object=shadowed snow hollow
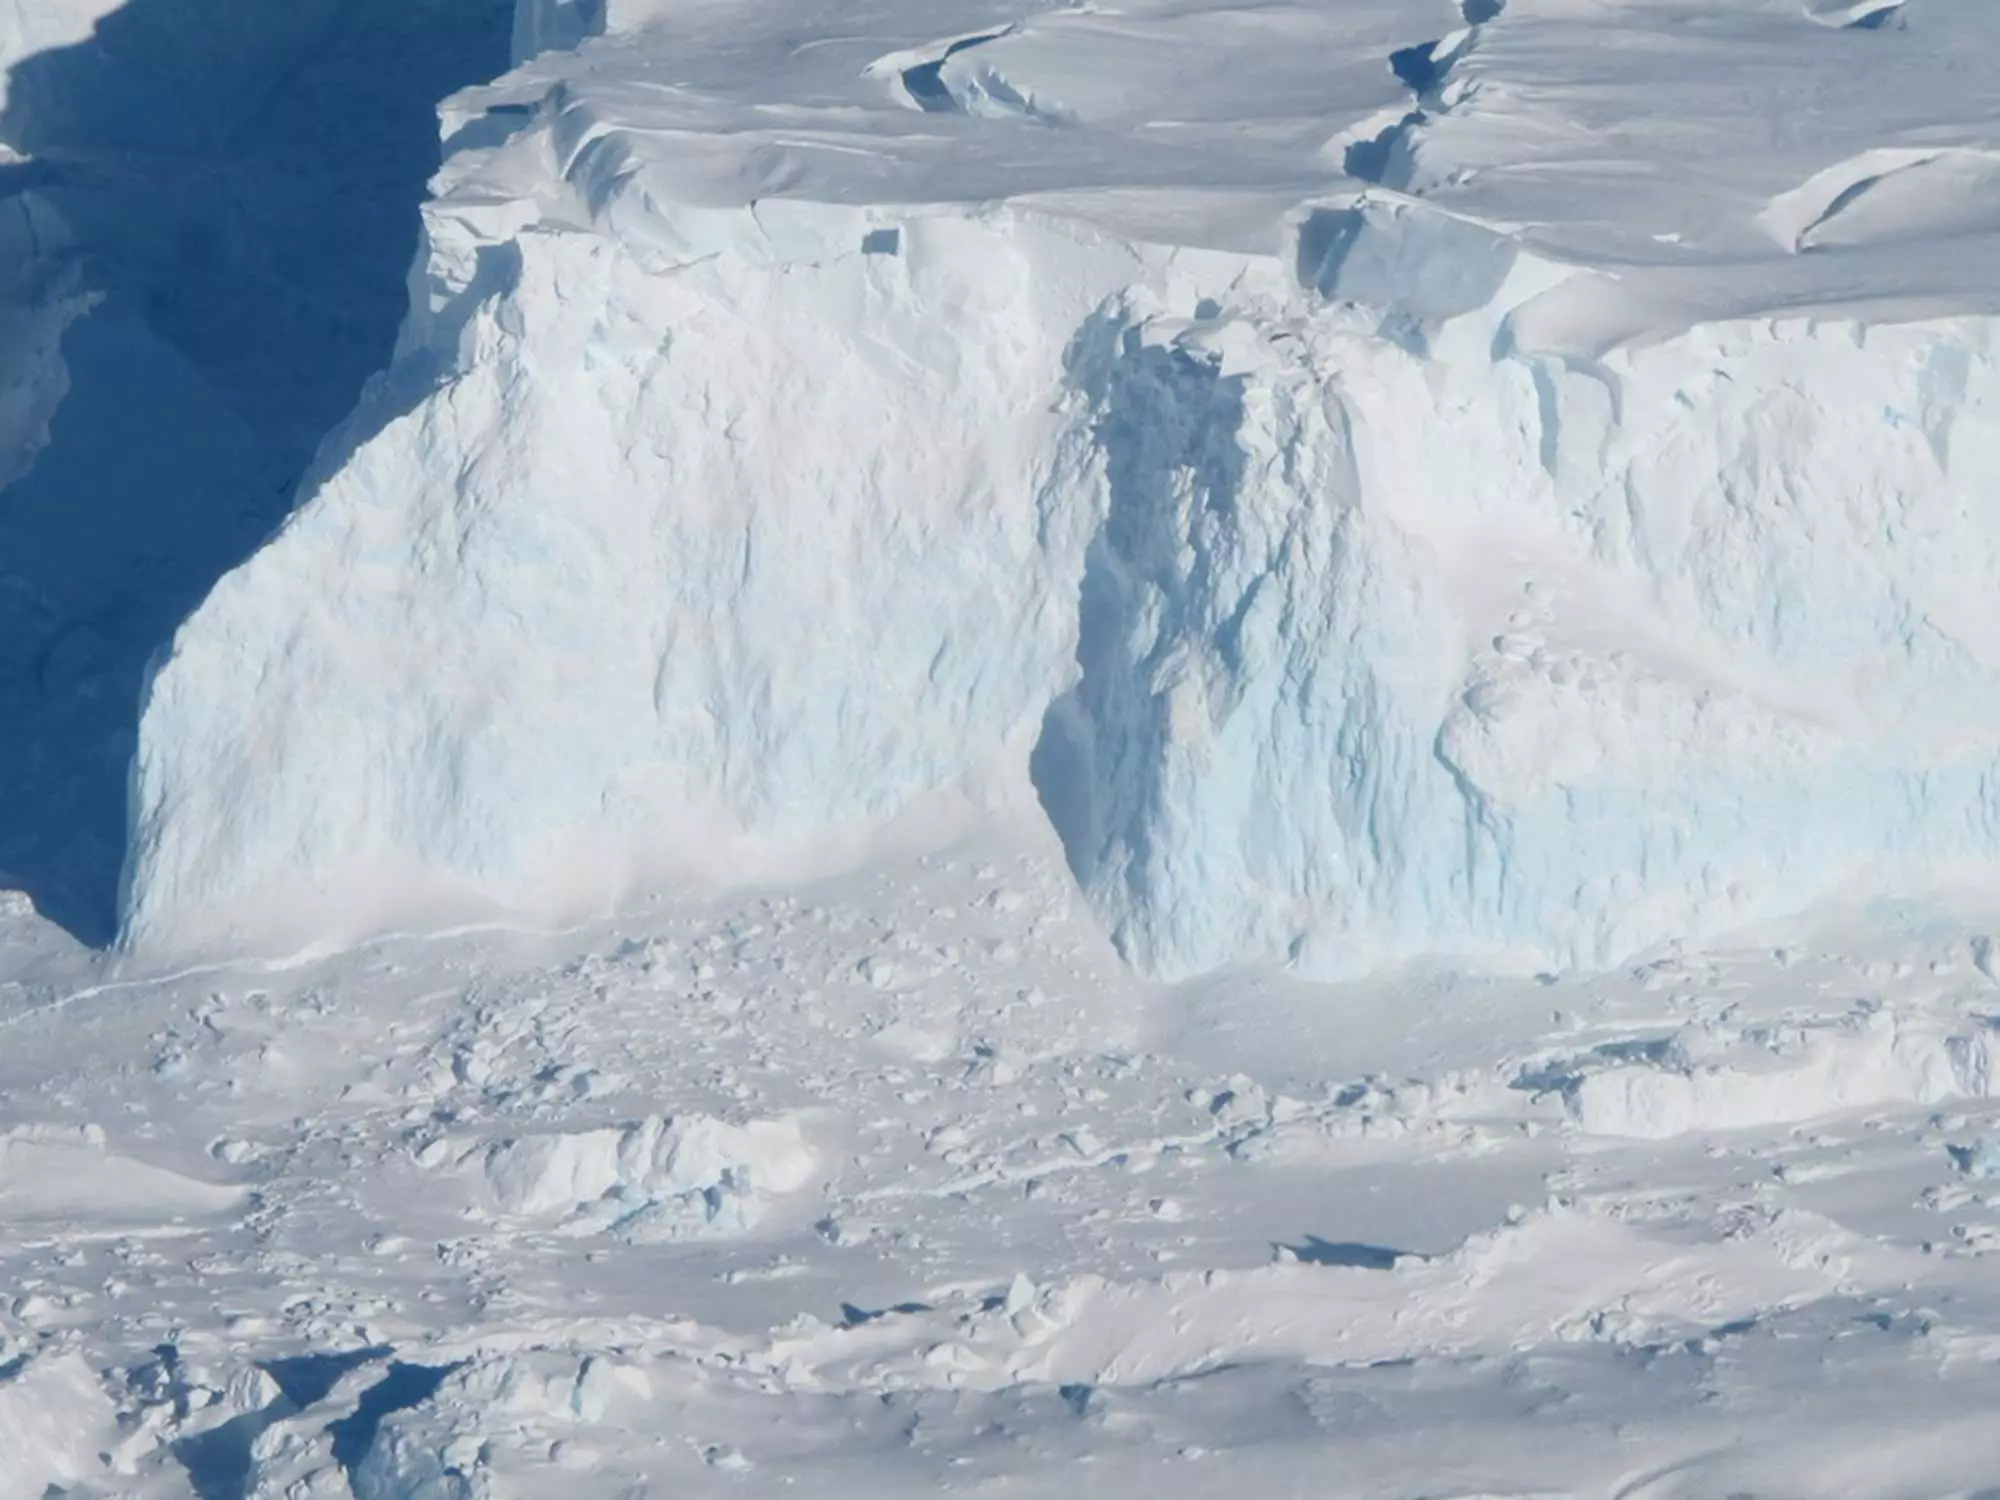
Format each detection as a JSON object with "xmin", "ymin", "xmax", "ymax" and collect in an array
[
  {"xmin": 0, "ymin": 0, "xmax": 515, "ymax": 943},
  {"xmin": 119, "ymin": 0, "xmax": 2000, "ymax": 978}
]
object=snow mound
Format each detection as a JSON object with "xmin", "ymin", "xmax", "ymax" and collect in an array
[
  {"xmin": 0, "ymin": 1351, "xmax": 119, "ymax": 1499},
  {"xmin": 473, "ymin": 1113, "xmax": 815, "ymax": 1238},
  {"xmin": 1562, "ymin": 1007, "xmax": 2000, "ymax": 1140},
  {"xmin": 0, "ymin": 1122, "xmax": 244, "ymax": 1226},
  {"xmin": 116, "ymin": 0, "xmax": 2000, "ymax": 980},
  {"xmin": 764, "ymin": 1203, "xmax": 1845, "ymax": 1392}
]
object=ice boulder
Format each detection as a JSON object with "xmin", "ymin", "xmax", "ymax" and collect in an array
[
  {"xmin": 474, "ymin": 1112, "xmax": 816, "ymax": 1238},
  {"xmin": 0, "ymin": 1351, "xmax": 119, "ymax": 1496}
]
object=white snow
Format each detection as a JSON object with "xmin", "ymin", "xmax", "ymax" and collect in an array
[
  {"xmin": 0, "ymin": 1120, "xmax": 245, "ymax": 1226},
  {"xmin": 9, "ymin": 826, "xmax": 2000, "ymax": 1494}
]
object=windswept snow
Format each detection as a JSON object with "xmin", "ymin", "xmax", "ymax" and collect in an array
[{"xmin": 10, "ymin": 836, "xmax": 2000, "ymax": 1493}]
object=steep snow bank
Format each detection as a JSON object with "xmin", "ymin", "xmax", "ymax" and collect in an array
[{"xmin": 120, "ymin": 0, "xmax": 2000, "ymax": 977}]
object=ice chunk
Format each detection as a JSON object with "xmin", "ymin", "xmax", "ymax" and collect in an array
[
  {"xmin": 476, "ymin": 1113, "xmax": 814, "ymax": 1237},
  {"xmin": 0, "ymin": 1352, "xmax": 120, "ymax": 1495},
  {"xmin": 1949, "ymin": 1139, "xmax": 2000, "ymax": 1180},
  {"xmin": 1563, "ymin": 1010, "xmax": 2000, "ymax": 1139}
]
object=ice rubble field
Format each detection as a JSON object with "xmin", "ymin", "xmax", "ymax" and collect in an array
[{"xmin": 7, "ymin": 0, "xmax": 2000, "ymax": 1494}]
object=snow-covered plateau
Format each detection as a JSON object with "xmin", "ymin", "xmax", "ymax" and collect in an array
[{"xmin": 11, "ymin": 0, "xmax": 2000, "ymax": 1496}]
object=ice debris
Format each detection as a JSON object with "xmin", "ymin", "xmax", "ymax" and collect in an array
[{"xmin": 474, "ymin": 1113, "xmax": 815, "ymax": 1238}]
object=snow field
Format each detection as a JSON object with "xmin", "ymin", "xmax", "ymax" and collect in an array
[{"xmin": 9, "ymin": 844, "xmax": 2000, "ymax": 1492}]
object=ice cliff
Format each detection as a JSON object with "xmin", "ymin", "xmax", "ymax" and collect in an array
[{"xmin": 114, "ymin": 0, "xmax": 2000, "ymax": 978}]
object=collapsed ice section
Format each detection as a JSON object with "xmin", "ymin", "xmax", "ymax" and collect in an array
[
  {"xmin": 474, "ymin": 1112, "xmax": 816, "ymax": 1239},
  {"xmin": 118, "ymin": 0, "xmax": 2000, "ymax": 978},
  {"xmin": 1044, "ymin": 226, "xmax": 2000, "ymax": 976}
]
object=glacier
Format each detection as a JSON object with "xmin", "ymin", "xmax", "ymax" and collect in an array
[{"xmin": 102, "ymin": 0, "xmax": 2000, "ymax": 979}]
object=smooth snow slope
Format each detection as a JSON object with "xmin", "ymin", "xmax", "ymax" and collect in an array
[{"xmin": 123, "ymin": 0, "xmax": 2000, "ymax": 978}]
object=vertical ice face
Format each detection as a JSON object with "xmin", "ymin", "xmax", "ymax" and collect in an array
[
  {"xmin": 1033, "ymin": 301, "xmax": 1466, "ymax": 978},
  {"xmin": 1037, "ymin": 273, "xmax": 2000, "ymax": 978},
  {"xmin": 118, "ymin": 192, "xmax": 2000, "ymax": 977},
  {"xmin": 120, "ymin": 212, "xmax": 1152, "ymax": 953},
  {"xmin": 510, "ymin": 0, "xmax": 606, "ymax": 65},
  {"xmin": 109, "ymin": 0, "xmax": 2000, "ymax": 976}
]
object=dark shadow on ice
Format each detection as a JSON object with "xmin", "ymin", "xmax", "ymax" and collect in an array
[
  {"xmin": 261, "ymin": 1345, "xmax": 394, "ymax": 1409},
  {"xmin": 0, "ymin": 0, "xmax": 514, "ymax": 944},
  {"xmin": 170, "ymin": 1343, "xmax": 394, "ymax": 1499},
  {"xmin": 902, "ymin": 29, "xmax": 1011, "ymax": 113},
  {"xmin": 1389, "ymin": 40, "xmax": 1446, "ymax": 93},
  {"xmin": 839, "ymin": 1299, "xmax": 934, "ymax": 1327},
  {"xmin": 328, "ymin": 1360, "xmax": 460, "ymax": 1477},
  {"xmin": 1030, "ymin": 319, "xmax": 1249, "ymax": 933},
  {"xmin": 1281, "ymin": 1236, "xmax": 1407, "ymax": 1270},
  {"xmin": 1845, "ymin": 3, "xmax": 1904, "ymax": 29}
]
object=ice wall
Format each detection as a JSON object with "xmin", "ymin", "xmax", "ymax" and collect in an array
[
  {"xmin": 115, "ymin": 0, "xmax": 2000, "ymax": 977},
  {"xmin": 121, "ymin": 205, "xmax": 1164, "ymax": 953},
  {"xmin": 510, "ymin": 0, "xmax": 605, "ymax": 66},
  {"xmin": 1042, "ymin": 245, "xmax": 2000, "ymax": 976},
  {"xmin": 0, "ymin": 0, "xmax": 514, "ymax": 943}
]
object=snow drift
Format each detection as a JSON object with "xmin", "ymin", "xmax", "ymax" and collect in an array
[{"xmin": 117, "ymin": 0, "xmax": 2000, "ymax": 978}]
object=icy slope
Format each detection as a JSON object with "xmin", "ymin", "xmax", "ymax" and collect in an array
[{"xmin": 123, "ymin": 0, "xmax": 2000, "ymax": 976}]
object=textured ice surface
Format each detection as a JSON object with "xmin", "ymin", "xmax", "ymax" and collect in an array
[
  {"xmin": 1048, "ymin": 294, "xmax": 2000, "ymax": 977},
  {"xmin": 0, "ymin": 1352, "xmax": 120, "ymax": 1497},
  {"xmin": 1560, "ymin": 1007, "xmax": 2000, "ymax": 1140},
  {"xmin": 118, "ymin": 0, "xmax": 2000, "ymax": 977},
  {"xmin": 474, "ymin": 1113, "xmax": 815, "ymax": 1237}
]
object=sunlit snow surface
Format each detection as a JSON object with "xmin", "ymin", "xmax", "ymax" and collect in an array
[
  {"xmin": 13, "ymin": 842, "xmax": 2000, "ymax": 1494},
  {"xmin": 10, "ymin": 0, "xmax": 2000, "ymax": 1493}
]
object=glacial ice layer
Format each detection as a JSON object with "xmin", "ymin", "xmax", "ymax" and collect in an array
[{"xmin": 119, "ymin": 0, "xmax": 2000, "ymax": 978}]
